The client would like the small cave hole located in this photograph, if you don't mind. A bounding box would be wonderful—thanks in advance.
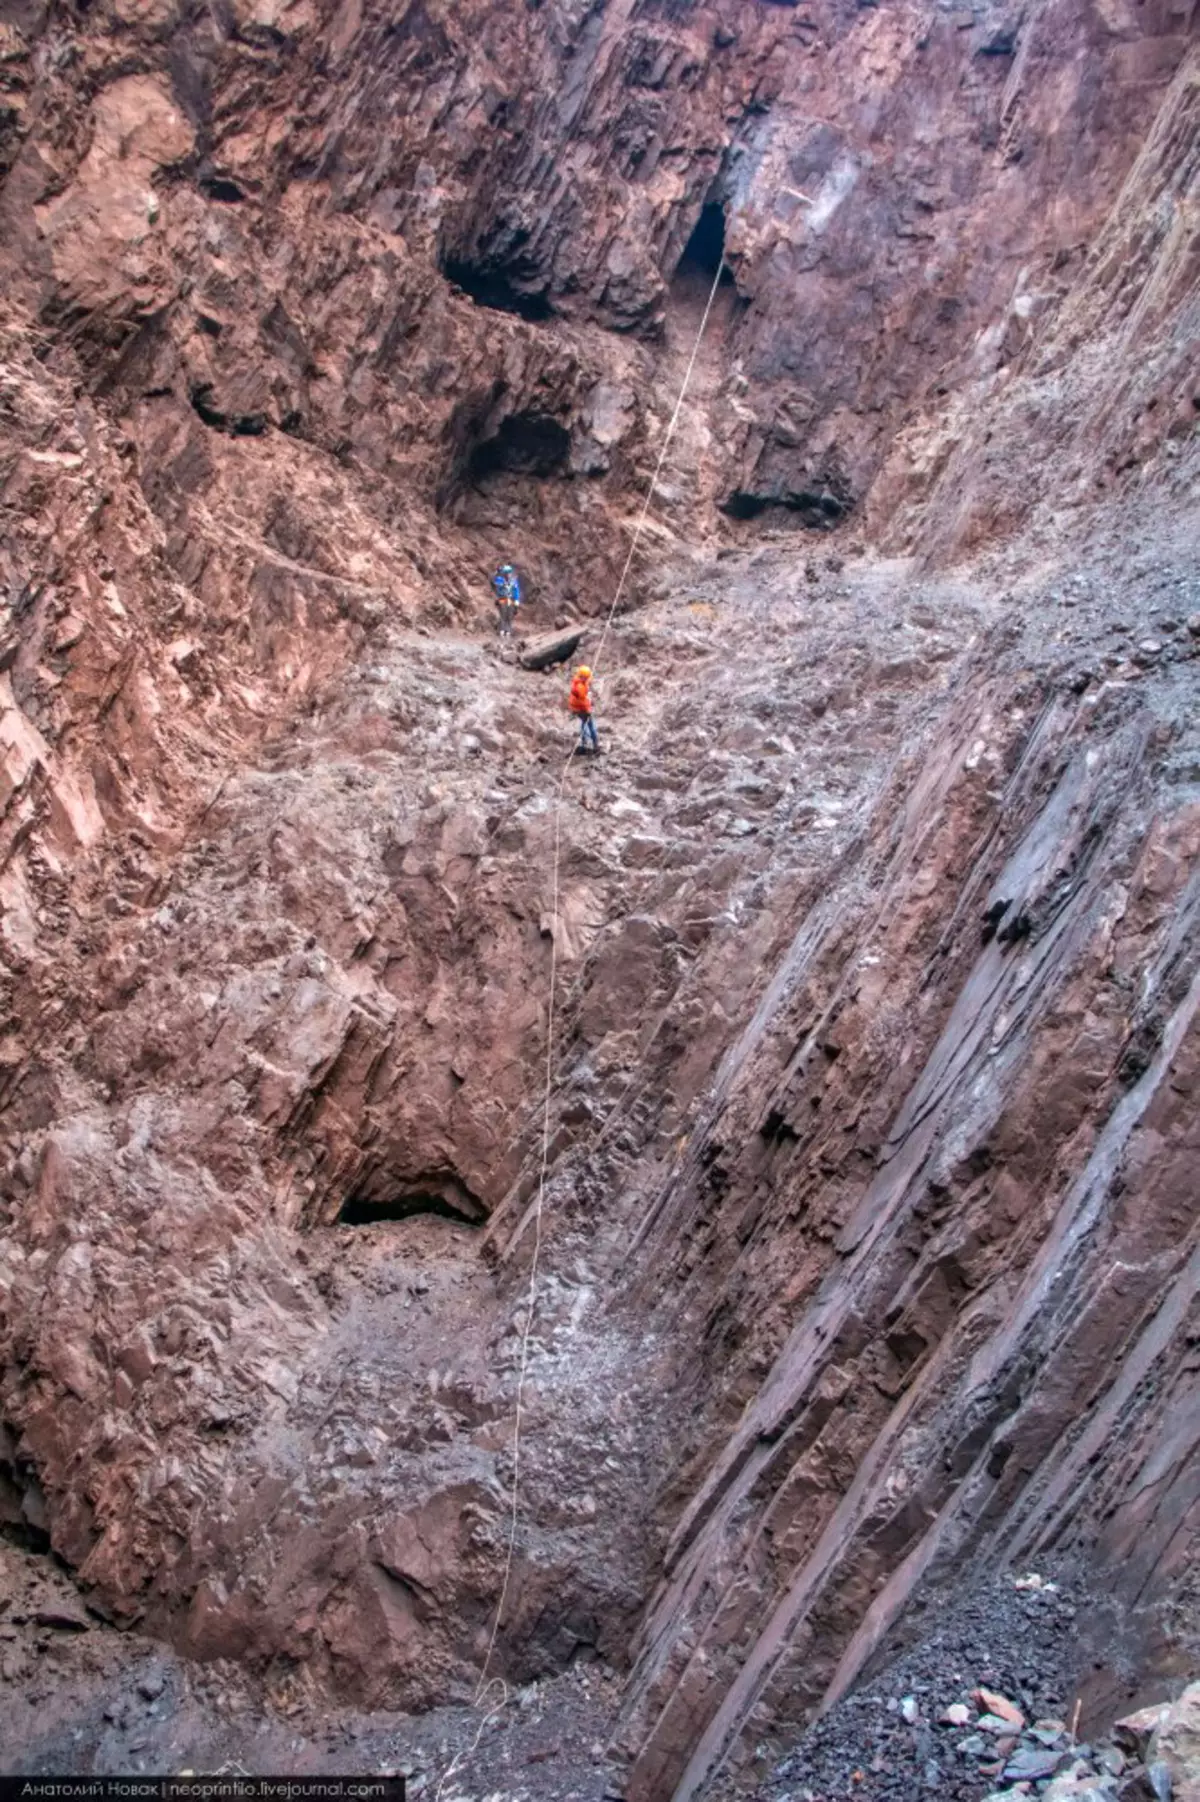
[720,486,849,528]
[986,1439,1014,1479]
[337,1170,486,1228]
[0,1464,52,1555]
[723,491,770,520]
[759,1107,799,1145]
[675,201,733,287]
[190,384,227,430]
[200,175,247,203]
[0,1516,52,1555]
[339,1191,477,1226]
[442,254,554,323]
[468,412,570,482]
[885,1327,928,1372]
[189,385,268,437]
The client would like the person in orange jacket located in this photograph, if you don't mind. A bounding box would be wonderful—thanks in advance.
[568,664,599,754]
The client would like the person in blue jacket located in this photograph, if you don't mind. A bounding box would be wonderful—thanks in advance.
[492,562,521,637]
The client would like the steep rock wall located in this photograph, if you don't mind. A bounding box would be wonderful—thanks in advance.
[872,40,1200,556]
[2,0,1191,550]
[609,619,1200,1796]
[0,0,1198,1793]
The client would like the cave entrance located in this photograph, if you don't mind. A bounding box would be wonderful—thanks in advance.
[199,175,246,203]
[338,1191,480,1226]
[467,412,570,483]
[337,1170,487,1228]
[720,484,850,528]
[442,254,554,323]
[663,195,737,400]
[667,194,737,360]
[0,1450,51,1555]
[675,202,732,287]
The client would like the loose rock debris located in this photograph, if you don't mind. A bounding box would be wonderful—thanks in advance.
[754,1570,1121,1802]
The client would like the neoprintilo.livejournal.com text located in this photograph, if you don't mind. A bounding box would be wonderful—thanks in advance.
[4,1781,405,1802]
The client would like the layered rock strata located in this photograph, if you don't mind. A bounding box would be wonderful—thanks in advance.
[0,0,1198,1793]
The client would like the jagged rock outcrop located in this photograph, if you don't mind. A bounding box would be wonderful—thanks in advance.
[1,0,1198,1792]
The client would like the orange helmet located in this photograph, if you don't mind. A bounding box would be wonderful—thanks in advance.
[576,665,592,677]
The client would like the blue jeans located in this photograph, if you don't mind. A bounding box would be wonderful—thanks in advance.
[578,713,598,752]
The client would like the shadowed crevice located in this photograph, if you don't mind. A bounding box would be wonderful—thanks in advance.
[337,1167,487,1227]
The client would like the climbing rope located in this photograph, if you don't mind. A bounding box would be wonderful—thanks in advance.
[467,252,729,1732]
[587,260,730,684]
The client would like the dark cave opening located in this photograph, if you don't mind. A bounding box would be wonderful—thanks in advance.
[338,1190,482,1227]
[760,1107,799,1145]
[189,385,227,429]
[337,1168,487,1228]
[723,491,770,521]
[722,487,849,527]
[200,175,246,203]
[674,201,734,287]
[190,384,267,437]
[0,1516,52,1555]
[0,1460,52,1555]
[468,411,570,482]
[442,254,554,323]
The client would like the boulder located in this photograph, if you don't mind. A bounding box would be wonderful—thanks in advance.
[1154,1683,1200,1802]
[518,625,588,671]
[1116,1703,1173,1762]
[1004,1745,1068,1780]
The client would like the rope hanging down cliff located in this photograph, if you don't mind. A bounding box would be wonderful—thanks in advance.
[473,252,730,1704]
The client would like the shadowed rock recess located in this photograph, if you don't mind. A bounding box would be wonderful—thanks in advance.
[0,0,1197,1793]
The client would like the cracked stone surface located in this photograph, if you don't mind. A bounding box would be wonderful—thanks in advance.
[0,0,1197,1795]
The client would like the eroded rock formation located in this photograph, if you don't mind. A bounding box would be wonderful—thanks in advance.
[1,0,1198,1792]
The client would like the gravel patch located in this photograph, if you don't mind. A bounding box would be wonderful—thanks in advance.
[756,1566,1084,1802]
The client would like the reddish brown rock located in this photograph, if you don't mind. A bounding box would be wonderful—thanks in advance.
[975,1688,1027,1730]
[0,0,1197,1790]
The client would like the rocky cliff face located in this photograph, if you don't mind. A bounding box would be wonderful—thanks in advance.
[1,0,1198,1793]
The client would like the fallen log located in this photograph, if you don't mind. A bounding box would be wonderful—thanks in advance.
[518,624,588,671]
